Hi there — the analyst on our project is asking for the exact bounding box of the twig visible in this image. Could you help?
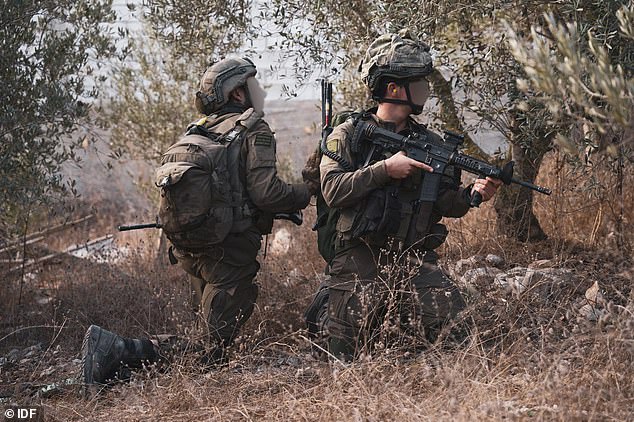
[7,234,114,274]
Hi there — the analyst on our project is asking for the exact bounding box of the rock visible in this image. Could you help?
[7,349,22,363]
[24,344,42,358]
[269,228,291,255]
[494,265,573,298]
[485,254,505,268]
[493,267,528,294]
[460,267,502,285]
[459,267,502,296]
[453,255,486,277]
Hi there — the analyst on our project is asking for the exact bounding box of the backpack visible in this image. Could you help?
[155,109,261,250]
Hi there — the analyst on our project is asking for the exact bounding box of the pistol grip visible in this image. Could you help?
[470,190,482,208]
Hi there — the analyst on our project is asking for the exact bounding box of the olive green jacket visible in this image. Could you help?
[320,113,472,247]
[204,110,311,234]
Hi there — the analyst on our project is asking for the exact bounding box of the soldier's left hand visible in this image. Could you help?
[471,177,503,202]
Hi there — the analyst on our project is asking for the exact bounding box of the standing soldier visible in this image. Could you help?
[305,30,501,361]
[82,57,319,389]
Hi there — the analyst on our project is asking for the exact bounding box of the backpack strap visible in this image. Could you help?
[223,108,264,233]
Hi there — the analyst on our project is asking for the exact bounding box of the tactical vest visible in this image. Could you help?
[334,115,451,251]
[155,108,261,250]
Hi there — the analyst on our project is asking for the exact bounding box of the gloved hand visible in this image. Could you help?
[302,151,321,196]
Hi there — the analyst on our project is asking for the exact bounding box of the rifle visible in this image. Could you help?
[118,212,303,232]
[318,79,354,172]
[274,211,303,226]
[352,120,551,208]
[118,220,162,232]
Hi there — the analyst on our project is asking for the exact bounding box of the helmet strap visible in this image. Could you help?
[403,82,423,115]
[243,84,254,109]
[373,81,423,115]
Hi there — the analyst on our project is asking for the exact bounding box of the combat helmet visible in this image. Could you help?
[359,29,433,113]
[195,57,257,115]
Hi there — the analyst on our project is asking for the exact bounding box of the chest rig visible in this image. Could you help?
[336,114,448,251]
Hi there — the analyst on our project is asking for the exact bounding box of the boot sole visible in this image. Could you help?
[80,325,102,398]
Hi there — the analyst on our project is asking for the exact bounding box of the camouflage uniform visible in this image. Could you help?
[320,115,471,360]
[174,108,311,351]
[305,31,474,361]
[81,58,313,391]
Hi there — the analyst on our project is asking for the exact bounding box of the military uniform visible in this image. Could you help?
[174,108,311,350]
[319,113,472,360]
[81,58,316,391]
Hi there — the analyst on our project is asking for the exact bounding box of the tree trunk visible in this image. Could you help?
[430,69,550,242]
[493,135,548,242]
[428,69,489,160]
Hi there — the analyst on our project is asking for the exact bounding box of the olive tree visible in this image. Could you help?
[0,0,120,240]
[507,2,634,249]
[260,0,631,242]
[104,0,256,164]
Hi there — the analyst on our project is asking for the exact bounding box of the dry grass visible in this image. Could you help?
[1,158,632,421]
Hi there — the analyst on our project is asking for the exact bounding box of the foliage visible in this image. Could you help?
[507,1,633,249]
[507,3,633,160]
[0,0,120,239]
[103,0,256,166]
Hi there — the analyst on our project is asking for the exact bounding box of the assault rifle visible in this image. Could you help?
[352,120,551,207]
[117,212,303,232]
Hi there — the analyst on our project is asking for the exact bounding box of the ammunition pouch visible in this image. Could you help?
[348,186,402,239]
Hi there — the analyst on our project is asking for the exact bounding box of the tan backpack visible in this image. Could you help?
[155,108,261,250]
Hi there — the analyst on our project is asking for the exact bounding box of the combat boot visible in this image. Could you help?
[81,325,157,394]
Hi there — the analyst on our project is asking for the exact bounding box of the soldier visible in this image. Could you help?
[82,57,319,389]
[304,30,501,361]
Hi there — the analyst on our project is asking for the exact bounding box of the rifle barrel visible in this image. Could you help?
[117,223,161,231]
[511,178,552,195]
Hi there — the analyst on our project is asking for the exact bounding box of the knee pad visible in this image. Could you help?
[304,285,329,338]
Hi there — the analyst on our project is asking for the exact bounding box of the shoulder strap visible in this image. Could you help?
[183,109,262,142]
[222,108,263,144]
[224,108,263,231]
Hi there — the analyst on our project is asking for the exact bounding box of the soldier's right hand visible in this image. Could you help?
[384,151,433,179]
[302,151,321,196]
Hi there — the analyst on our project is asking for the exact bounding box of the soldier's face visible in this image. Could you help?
[409,79,430,107]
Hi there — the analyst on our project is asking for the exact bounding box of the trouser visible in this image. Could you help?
[172,227,262,352]
[324,240,466,361]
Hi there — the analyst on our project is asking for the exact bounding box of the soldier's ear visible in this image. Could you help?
[386,82,400,97]
[229,87,247,104]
